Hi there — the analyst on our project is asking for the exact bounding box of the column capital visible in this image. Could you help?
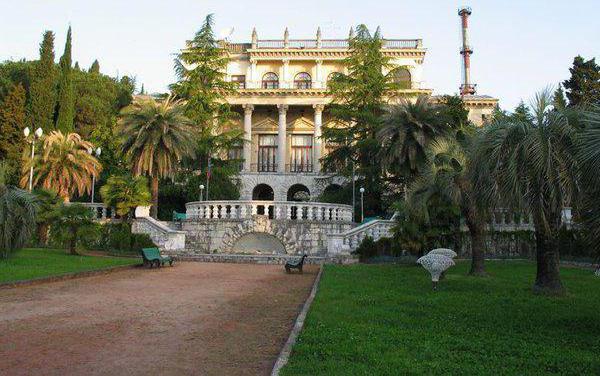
[250,58,257,65]
[277,104,289,113]
[242,104,254,113]
[315,58,323,65]
[282,58,290,65]
[312,104,325,112]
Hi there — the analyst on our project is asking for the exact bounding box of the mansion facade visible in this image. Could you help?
[219,29,497,202]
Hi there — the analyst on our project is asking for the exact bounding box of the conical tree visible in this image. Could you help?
[89,59,100,74]
[56,26,74,133]
[118,96,196,218]
[0,83,27,163]
[29,31,57,132]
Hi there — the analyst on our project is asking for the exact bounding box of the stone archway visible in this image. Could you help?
[252,183,274,201]
[287,184,310,202]
[220,216,297,254]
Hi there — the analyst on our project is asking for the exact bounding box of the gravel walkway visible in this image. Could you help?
[0,262,318,376]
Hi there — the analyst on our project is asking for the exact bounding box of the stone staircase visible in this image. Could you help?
[326,219,395,255]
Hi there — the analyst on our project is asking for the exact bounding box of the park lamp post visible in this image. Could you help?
[359,187,365,223]
[87,147,101,203]
[23,126,43,191]
[199,184,205,201]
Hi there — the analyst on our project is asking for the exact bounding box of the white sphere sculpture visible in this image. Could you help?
[417,254,455,289]
[428,248,457,259]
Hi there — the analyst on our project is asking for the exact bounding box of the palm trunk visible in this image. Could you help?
[37,223,50,246]
[532,212,564,295]
[151,175,159,219]
[69,226,79,255]
[463,205,487,276]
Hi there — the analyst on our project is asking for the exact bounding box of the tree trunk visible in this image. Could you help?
[464,206,487,276]
[37,223,49,246]
[532,214,564,295]
[151,175,159,219]
[69,227,79,255]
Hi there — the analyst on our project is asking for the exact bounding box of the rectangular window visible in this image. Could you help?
[231,75,246,89]
[257,135,277,172]
[227,147,243,171]
[290,135,313,172]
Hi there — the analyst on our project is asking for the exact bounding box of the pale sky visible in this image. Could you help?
[1,0,598,109]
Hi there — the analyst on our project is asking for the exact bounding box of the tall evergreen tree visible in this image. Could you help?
[56,26,74,132]
[563,56,600,106]
[511,100,534,123]
[322,25,396,217]
[73,61,80,71]
[553,84,568,110]
[170,14,242,198]
[89,59,100,74]
[0,83,27,164]
[29,31,57,131]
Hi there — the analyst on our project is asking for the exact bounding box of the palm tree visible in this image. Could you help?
[21,131,102,202]
[377,95,452,177]
[100,174,151,220]
[118,96,196,218]
[52,203,94,255]
[473,89,579,295]
[33,188,61,246]
[408,128,487,276]
[0,163,37,259]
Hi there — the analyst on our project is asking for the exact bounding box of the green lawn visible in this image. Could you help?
[0,248,140,284]
[282,261,600,375]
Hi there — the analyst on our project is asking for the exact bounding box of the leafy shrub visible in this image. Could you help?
[353,236,407,262]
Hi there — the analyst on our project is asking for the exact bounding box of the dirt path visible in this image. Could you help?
[0,262,318,376]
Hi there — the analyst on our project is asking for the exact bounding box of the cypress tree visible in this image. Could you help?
[56,26,74,132]
[29,31,57,131]
[74,61,80,71]
[0,83,27,163]
[89,59,100,74]
[553,84,568,110]
[562,56,600,106]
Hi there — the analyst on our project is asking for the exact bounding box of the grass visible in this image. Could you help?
[281,261,600,375]
[0,248,140,284]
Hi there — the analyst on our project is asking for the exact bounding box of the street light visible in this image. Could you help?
[23,126,43,191]
[359,187,365,223]
[87,147,101,203]
[199,184,205,201]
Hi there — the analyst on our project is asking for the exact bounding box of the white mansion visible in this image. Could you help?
[221,28,497,202]
[130,27,498,260]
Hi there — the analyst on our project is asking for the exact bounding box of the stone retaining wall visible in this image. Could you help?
[171,253,358,265]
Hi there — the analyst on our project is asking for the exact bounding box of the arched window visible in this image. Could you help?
[294,72,312,89]
[262,72,279,89]
[393,68,411,89]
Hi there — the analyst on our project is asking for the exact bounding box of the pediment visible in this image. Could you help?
[287,116,314,131]
[253,117,278,131]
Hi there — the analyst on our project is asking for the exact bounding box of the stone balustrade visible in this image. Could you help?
[489,207,573,231]
[72,203,118,221]
[186,200,353,222]
[327,219,395,255]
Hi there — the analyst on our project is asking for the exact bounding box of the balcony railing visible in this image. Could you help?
[252,163,278,172]
[186,200,353,222]
[228,39,421,51]
[287,163,313,173]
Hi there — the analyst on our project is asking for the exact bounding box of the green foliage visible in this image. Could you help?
[563,55,600,106]
[0,164,38,258]
[0,248,138,284]
[100,174,150,218]
[352,236,406,262]
[281,262,600,375]
[32,188,61,246]
[77,222,156,256]
[322,25,394,217]
[56,26,74,132]
[0,83,27,179]
[553,84,568,110]
[89,59,100,74]
[29,30,57,132]
[511,100,534,123]
[51,203,95,255]
[118,96,196,217]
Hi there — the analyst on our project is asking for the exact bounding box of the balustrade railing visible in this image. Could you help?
[489,208,573,231]
[186,200,353,222]
[74,203,118,221]
[248,39,420,50]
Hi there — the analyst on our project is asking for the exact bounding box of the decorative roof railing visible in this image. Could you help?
[224,39,422,52]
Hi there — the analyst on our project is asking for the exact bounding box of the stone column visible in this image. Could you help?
[281,59,289,88]
[313,104,324,173]
[314,59,323,88]
[242,104,253,171]
[249,59,257,88]
[277,104,288,172]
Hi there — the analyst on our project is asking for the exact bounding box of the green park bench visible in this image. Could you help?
[285,255,307,274]
[141,247,174,268]
[172,211,187,221]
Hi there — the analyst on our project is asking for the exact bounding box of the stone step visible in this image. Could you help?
[171,253,358,265]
